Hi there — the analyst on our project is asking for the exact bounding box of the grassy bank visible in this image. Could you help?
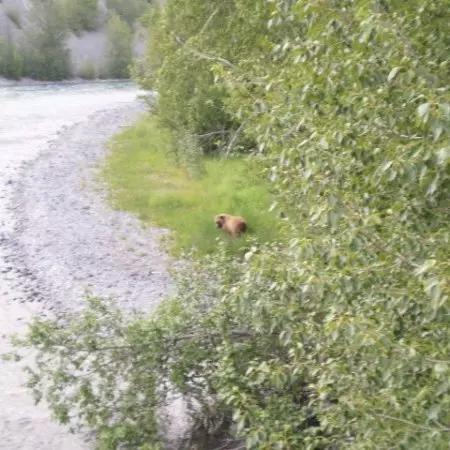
[102,116,279,255]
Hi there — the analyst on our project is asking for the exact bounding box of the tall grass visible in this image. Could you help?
[102,116,280,255]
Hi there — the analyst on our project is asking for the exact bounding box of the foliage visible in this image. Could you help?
[102,116,279,255]
[0,0,147,82]
[60,0,99,34]
[8,246,262,449]
[12,0,450,449]
[104,13,133,79]
[209,0,450,448]
[7,297,164,449]
[21,0,72,80]
[106,0,150,26]
[0,36,23,79]
[133,0,271,154]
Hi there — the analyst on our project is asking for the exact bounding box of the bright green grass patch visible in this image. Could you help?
[101,116,280,255]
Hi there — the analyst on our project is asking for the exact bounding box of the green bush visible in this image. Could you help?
[11,0,450,449]
[104,13,133,79]
[210,1,450,448]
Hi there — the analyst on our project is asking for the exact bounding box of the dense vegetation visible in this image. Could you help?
[0,0,147,80]
[9,0,450,449]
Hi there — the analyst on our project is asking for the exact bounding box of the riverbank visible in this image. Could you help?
[0,83,183,448]
[6,102,176,314]
[0,76,138,87]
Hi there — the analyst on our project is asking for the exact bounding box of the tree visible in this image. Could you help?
[21,0,72,80]
[104,13,133,79]
[209,1,450,448]
[60,0,99,34]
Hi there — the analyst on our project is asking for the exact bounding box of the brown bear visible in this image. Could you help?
[214,213,248,238]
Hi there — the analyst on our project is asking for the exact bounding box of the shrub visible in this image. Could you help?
[7,246,252,449]
[104,13,133,79]
[210,1,450,448]
[8,297,164,448]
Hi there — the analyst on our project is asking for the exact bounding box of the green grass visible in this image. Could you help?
[101,116,280,256]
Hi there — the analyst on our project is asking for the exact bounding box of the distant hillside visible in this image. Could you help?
[0,0,149,81]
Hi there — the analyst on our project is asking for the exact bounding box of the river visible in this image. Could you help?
[0,81,148,449]
[0,81,141,162]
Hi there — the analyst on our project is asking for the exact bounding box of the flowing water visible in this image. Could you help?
[0,81,141,163]
[0,81,143,449]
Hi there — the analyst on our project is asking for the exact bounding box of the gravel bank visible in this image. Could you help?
[6,102,175,313]
[0,100,185,448]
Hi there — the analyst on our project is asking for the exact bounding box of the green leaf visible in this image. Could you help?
[436,378,450,396]
[434,362,448,375]
[380,160,392,173]
[414,259,436,276]
[427,176,439,196]
[319,137,329,149]
[387,67,401,82]
[436,148,449,164]
[430,283,441,301]
[440,103,450,117]
[430,120,444,142]
[427,404,441,421]
[359,24,374,43]
[417,102,430,120]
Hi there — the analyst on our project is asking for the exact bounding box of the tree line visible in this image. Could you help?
[0,0,148,80]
